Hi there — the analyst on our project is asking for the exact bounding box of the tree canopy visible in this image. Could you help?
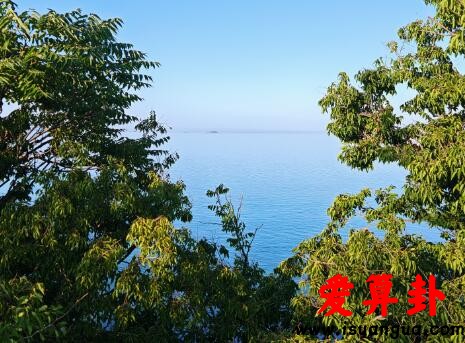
[280,0,465,342]
[0,1,295,341]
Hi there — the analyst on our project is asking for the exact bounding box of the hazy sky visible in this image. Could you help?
[19,1,433,132]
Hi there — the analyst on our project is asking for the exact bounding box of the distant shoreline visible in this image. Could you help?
[173,129,327,134]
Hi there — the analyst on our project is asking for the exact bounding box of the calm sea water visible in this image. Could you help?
[168,132,440,271]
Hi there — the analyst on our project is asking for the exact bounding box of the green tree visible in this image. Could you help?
[0,2,295,341]
[281,1,465,342]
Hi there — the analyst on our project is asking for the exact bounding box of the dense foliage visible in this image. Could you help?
[3,0,465,341]
[280,0,465,342]
[0,1,295,341]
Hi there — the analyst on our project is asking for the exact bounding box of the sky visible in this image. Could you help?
[18,1,434,132]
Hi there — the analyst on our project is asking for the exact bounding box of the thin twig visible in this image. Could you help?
[24,292,89,340]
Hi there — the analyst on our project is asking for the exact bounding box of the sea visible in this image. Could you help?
[168,131,441,272]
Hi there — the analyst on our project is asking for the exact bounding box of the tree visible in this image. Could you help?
[281,0,465,342]
[0,1,176,208]
[0,2,295,341]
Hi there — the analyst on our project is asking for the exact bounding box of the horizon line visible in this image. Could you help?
[171,129,327,134]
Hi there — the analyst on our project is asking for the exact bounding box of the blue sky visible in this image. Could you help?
[18,1,433,132]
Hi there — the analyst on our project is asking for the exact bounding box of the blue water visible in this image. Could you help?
[168,132,440,271]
